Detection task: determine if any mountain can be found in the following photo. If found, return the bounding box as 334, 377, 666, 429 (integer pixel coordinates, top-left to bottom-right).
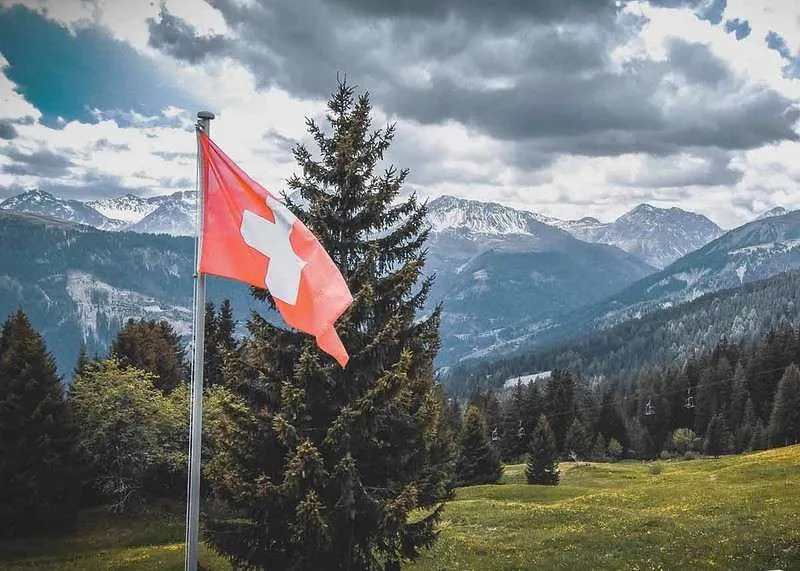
444, 269, 800, 398
128, 191, 196, 236
597, 209, 800, 323
0, 211, 257, 377
0, 189, 123, 230
558, 203, 723, 269
755, 206, 789, 221
424, 196, 656, 363
87, 193, 160, 223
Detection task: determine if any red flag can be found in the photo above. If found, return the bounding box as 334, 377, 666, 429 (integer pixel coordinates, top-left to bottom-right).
197, 130, 353, 367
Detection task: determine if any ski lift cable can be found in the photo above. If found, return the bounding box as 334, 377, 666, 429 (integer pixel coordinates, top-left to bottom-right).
478, 363, 791, 427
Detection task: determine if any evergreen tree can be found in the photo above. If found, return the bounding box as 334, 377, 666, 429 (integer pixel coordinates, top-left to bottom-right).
217, 299, 237, 354
729, 362, 750, 430
596, 390, 627, 449
0, 310, 78, 535
767, 363, 800, 446
592, 433, 607, 461
526, 414, 560, 485
110, 318, 188, 391
545, 370, 576, 452
204, 79, 454, 571
749, 418, 767, 451
735, 398, 756, 453
564, 418, 592, 460
455, 406, 503, 486
703, 413, 731, 458
72, 343, 90, 382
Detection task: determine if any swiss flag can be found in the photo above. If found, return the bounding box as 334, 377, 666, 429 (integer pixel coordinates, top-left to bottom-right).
197, 130, 353, 367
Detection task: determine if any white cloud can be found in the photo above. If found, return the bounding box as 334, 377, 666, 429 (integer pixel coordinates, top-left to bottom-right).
0, 0, 799, 228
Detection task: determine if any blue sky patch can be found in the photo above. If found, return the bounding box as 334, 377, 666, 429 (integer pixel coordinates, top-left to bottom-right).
724, 18, 751, 40
0, 5, 202, 127
765, 31, 800, 78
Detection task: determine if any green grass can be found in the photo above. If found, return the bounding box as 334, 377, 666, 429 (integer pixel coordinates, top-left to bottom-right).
1, 447, 798, 570
0, 503, 231, 571
409, 445, 800, 571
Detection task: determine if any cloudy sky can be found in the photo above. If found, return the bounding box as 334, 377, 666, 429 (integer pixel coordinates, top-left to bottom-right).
0, 0, 798, 227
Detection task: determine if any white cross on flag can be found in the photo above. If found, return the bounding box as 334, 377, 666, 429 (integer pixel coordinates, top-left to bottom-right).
197, 130, 353, 366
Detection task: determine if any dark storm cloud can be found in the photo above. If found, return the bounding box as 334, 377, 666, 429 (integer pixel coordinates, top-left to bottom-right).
323, 0, 619, 25
1, 147, 75, 177
147, 0, 799, 175
147, 7, 228, 64
0, 120, 18, 140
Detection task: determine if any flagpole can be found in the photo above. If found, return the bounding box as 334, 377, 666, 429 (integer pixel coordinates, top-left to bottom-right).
186, 110, 214, 571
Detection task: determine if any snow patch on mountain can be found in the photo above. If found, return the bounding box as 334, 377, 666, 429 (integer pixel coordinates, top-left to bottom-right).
88, 194, 160, 223
65, 270, 192, 341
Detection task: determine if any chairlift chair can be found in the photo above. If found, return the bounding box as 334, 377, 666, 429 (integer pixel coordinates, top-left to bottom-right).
684, 387, 695, 409
517, 419, 525, 440
645, 398, 655, 416
491, 426, 500, 442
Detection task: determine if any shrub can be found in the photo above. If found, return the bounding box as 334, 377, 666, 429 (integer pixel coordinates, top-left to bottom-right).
648, 462, 664, 475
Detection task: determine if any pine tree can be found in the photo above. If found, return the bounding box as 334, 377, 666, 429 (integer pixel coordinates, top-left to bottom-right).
110, 318, 188, 391
204, 79, 454, 571
455, 406, 503, 486
564, 418, 591, 460
0, 310, 78, 535
767, 363, 800, 446
526, 414, 560, 485
703, 413, 731, 458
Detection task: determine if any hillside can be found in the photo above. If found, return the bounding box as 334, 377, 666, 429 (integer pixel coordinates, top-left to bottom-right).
424, 196, 656, 363
0, 211, 256, 376
2, 448, 797, 570
445, 269, 800, 394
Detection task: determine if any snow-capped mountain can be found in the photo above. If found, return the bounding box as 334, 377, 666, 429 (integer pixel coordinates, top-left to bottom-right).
128, 192, 196, 236
426, 195, 558, 235
424, 195, 655, 363
0, 189, 122, 230
587, 209, 800, 329
424, 196, 722, 269
755, 206, 789, 221
558, 204, 723, 269
87, 193, 160, 223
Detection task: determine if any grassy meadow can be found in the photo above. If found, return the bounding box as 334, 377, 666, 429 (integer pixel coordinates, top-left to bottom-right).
1, 446, 798, 570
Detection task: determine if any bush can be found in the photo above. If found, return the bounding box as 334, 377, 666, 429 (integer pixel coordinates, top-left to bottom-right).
648, 462, 664, 475
659, 449, 674, 460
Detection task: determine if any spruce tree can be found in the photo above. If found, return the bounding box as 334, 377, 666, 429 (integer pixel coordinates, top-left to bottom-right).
703, 413, 731, 458
204, 79, 454, 571
750, 419, 767, 451
526, 414, 560, 485
767, 363, 800, 446
729, 363, 750, 430
564, 418, 591, 460
455, 406, 503, 486
0, 310, 78, 535
110, 318, 188, 391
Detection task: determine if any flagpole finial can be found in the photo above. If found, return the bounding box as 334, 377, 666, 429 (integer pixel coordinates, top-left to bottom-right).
197, 111, 215, 120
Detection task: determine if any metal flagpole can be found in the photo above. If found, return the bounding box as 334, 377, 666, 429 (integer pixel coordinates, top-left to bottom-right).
186, 110, 214, 571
